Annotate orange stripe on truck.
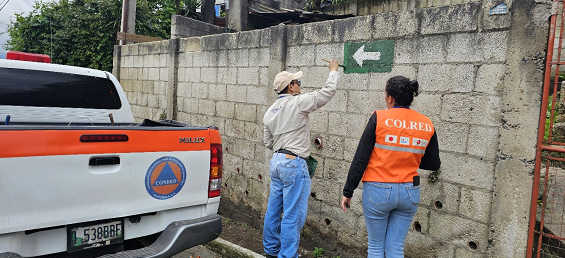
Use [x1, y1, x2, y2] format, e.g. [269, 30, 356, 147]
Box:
[0, 129, 216, 158]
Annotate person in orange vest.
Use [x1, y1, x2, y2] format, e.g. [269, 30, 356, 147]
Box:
[341, 76, 440, 258]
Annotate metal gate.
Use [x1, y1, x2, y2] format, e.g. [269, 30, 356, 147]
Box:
[528, 1, 565, 257]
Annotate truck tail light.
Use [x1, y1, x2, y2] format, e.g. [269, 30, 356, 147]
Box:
[6, 51, 51, 63]
[209, 143, 223, 198]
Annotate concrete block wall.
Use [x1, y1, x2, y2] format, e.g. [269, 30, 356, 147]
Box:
[116, 41, 171, 122]
[113, 0, 550, 256]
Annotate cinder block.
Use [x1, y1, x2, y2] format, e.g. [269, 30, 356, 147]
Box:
[467, 125, 499, 160]
[201, 35, 220, 51]
[159, 54, 168, 67]
[142, 81, 154, 93]
[216, 101, 235, 119]
[159, 68, 168, 81]
[158, 94, 167, 109]
[302, 20, 335, 44]
[238, 67, 260, 85]
[373, 10, 418, 39]
[184, 67, 201, 82]
[198, 99, 216, 116]
[411, 93, 442, 121]
[256, 105, 268, 124]
[227, 84, 247, 103]
[344, 137, 359, 162]
[208, 51, 220, 67]
[420, 180, 460, 214]
[246, 86, 267, 105]
[454, 247, 485, 258]
[209, 84, 227, 101]
[348, 90, 380, 114]
[192, 83, 209, 99]
[322, 158, 350, 180]
[133, 55, 144, 68]
[475, 64, 506, 95]
[334, 15, 374, 42]
[339, 73, 369, 90]
[201, 68, 218, 83]
[318, 202, 362, 235]
[420, 3, 479, 34]
[446, 32, 508, 63]
[217, 50, 228, 67]
[217, 33, 238, 50]
[238, 30, 261, 49]
[412, 207, 431, 234]
[298, 67, 331, 91]
[142, 55, 154, 68]
[440, 152, 495, 190]
[228, 49, 249, 67]
[128, 68, 137, 80]
[153, 81, 166, 94]
[218, 67, 237, 84]
[395, 36, 447, 64]
[327, 112, 370, 138]
[148, 94, 159, 108]
[193, 51, 210, 67]
[309, 111, 329, 134]
[181, 37, 201, 52]
[243, 122, 263, 142]
[368, 65, 417, 91]
[139, 93, 149, 106]
[224, 119, 246, 138]
[311, 178, 343, 206]
[434, 121, 469, 153]
[287, 45, 316, 67]
[429, 212, 489, 252]
[315, 43, 345, 66]
[319, 90, 347, 112]
[148, 68, 159, 81]
[234, 103, 257, 122]
[261, 27, 271, 47]
[322, 135, 346, 160]
[260, 68, 269, 86]
[286, 25, 303, 47]
[249, 48, 270, 67]
[139, 68, 149, 80]
[233, 138, 256, 159]
[138, 44, 149, 55]
[242, 159, 266, 181]
[481, 0, 511, 31]
[418, 64, 475, 93]
[441, 94, 501, 126]
[405, 230, 457, 257]
[459, 187, 492, 223]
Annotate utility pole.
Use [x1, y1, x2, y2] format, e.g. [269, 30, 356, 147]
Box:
[119, 0, 137, 45]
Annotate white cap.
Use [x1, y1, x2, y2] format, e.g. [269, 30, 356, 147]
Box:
[273, 71, 303, 92]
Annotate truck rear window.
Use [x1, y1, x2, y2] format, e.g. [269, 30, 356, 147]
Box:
[0, 67, 122, 109]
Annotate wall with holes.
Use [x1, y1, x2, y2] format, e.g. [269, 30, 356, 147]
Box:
[113, 0, 551, 256]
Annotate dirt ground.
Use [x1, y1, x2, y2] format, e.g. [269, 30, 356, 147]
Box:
[218, 215, 345, 258]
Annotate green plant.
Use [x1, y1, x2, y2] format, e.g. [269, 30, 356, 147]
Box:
[312, 247, 324, 258]
[427, 169, 441, 183]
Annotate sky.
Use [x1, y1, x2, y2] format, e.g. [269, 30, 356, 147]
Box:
[0, 0, 49, 58]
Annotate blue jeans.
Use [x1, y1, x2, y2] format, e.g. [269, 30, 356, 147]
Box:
[362, 182, 419, 258]
[263, 153, 311, 258]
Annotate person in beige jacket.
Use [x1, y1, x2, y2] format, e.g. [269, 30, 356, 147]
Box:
[262, 59, 340, 258]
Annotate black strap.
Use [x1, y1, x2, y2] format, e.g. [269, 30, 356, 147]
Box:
[276, 149, 305, 159]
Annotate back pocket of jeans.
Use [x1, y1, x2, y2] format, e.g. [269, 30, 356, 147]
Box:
[366, 183, 392, 206]
[406, 186, 420, 205]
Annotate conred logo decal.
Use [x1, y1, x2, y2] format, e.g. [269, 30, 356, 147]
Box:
[145, 156, 186, 200]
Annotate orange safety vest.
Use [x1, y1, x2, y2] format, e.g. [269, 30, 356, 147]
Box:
[362, 108, 435, 183]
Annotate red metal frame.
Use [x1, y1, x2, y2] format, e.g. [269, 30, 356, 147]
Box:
[528, 1, 565, 256]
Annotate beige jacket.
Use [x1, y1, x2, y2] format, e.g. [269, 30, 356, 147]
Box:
[263, 71, 340, 158]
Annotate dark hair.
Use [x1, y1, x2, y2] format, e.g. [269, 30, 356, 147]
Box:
[385, 76, 419, 107]
[279, 85, 289, 94]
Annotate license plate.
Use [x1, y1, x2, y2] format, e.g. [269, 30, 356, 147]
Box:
[67, 219, 124, 252]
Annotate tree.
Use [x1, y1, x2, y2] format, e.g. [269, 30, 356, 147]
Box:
[3, 0, 195, 72]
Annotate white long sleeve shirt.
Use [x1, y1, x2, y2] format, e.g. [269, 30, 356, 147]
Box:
[263, 71, 340, 158]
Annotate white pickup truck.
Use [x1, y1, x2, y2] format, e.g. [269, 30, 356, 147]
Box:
[0, 56, 222, 258]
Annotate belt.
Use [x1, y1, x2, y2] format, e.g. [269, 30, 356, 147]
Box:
[275, 149, 305, 160]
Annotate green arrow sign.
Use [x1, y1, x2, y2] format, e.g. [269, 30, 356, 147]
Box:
[344, 40, 395, 74]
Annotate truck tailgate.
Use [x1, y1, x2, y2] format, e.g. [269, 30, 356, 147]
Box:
[0, 128, 213, 234]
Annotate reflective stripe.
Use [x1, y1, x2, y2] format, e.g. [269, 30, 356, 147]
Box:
[374, 143, 426, 154]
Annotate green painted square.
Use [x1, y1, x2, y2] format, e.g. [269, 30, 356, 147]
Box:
[344, 40, 395, 74]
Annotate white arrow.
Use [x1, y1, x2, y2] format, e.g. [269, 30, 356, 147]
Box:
[353, 45, 381, 67]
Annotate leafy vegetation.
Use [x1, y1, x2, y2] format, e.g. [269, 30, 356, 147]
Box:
[3, 0, 200, 72]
